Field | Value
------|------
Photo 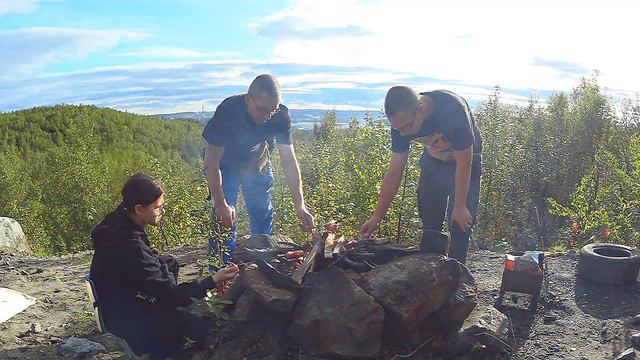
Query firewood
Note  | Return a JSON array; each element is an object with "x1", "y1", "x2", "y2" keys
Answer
[
  {"x1": 332, "y1": 236, "x2": 345, "y2": 257},
  {"x1": 323, "y1": 233, "x2": 336, "y2": 259},
  {"x1": 292, "y1": 233, "x2": 325, "y2": 284}
]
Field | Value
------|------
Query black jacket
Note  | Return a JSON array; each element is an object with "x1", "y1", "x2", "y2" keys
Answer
[{"x1": 90, "y1": 209, "x2": 215, "y2": 308}]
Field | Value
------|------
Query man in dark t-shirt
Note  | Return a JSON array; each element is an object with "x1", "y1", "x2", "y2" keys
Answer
[
  {"x1": 360, "y1": 86, "x2": 482, "y2": 264},
  {"x1": 202, "y1": 74, "x2": 314, "y2": 264}
]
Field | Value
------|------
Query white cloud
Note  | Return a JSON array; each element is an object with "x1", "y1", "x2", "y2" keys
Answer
[
  {"x1": 0, "y1": 61, "x2": 260, "y2": 111},
  {"x1": 255, "y1": 0, "x2": 639, "y2": 97},
  {"x1": 0, "y1": 59, "x2": 565, "y2": 114},
  {"x1": 0, "y1": 27, "x2": 149, "y2": 79},
  {"x1": 2, "y1": 0, "x2": 637, "y2": 114},
  {"x1": 0, "y1": 0, "x2": 38, "y2": 15},
  {"x1": 252, "y1": 15, "x2": 371, "y2": 40},
  {"x1": 278, "y1": 71, "x2": 414, "y2": 87},
  {"x1": 0, "y1": 0, "x2": 64, "y2": 15},
  {"x1": 112, "y1": 46, "x2": 240, "y2": 59}
]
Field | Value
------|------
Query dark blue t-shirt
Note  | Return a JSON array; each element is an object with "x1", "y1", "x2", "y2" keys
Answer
[
  {"x1": 391, "y1": 90, "x2": 482, "y2": 161},
  {"x1": 202, "y1": 95, "x2": 293, "y2": 174}
]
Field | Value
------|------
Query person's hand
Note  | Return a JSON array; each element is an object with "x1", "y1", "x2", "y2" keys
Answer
[
  {"x1": 296, "y1": 207, "x2": 314, "y2": 232},
  {"x1": 359, "y1": 216, "x2": 381, "y2": 238},
  {"x1": 212, "y1": 263, "x2": 239, "y2": 283},
  {"x1": 450, "y1": 206, "x2": 473, "y2": 232},
  {"x1": 215, "y1": 202, "x2": 235, "y2": 228},
  {"x1": 325, "y1": 221, "x2": 339, "y2": 233}
]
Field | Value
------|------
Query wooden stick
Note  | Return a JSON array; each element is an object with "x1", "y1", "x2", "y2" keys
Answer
[
  {"x1": 323, "y1": 233, "x2": 336, "y2": 259},
  {"x1": 390, "y1": 336, "x2": 435, "y2": 360},
  {"x1": 292, "y1": 233, "x2": 325, "y2": 284},
  {"x1": 332, "y1": 236, "x2": 345, "y2": 257}
]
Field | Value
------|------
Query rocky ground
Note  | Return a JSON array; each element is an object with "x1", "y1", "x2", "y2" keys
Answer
[{"x1": 1, "y1": 245, "x2": 640, "y2": 359}]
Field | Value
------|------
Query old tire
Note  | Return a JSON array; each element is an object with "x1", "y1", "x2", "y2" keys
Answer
[{"x1": 577, "y1": 243, "x2": 640, "y2": 285}]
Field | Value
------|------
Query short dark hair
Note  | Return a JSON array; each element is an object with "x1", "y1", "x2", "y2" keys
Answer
[
  {"x1": 384, "y1": 86, "x2": 419, "y2": 118},
  {"x1": 248, "y1": 74, "x2": 281, "y2": 101}
]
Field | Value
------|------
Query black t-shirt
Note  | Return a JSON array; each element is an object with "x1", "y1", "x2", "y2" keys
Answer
[
  {"x1": 202, "y1": 95, "x2": 293, "y2": 173},
  {"x1": 391, "y1": 90, "x2": 482, "y2": 161}
]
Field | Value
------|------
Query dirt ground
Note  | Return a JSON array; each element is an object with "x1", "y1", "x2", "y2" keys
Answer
[{"x1": 1, "y1": 245, "x2": 639, "y2": 359}]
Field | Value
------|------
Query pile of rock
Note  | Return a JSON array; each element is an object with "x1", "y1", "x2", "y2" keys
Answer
[{"x1": 205, "y1": 234, "x2": 509, "y2": 359}]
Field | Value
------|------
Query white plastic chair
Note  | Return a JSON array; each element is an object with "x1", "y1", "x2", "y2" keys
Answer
[{"x1": 84, "y1": 275, "x2": 107, "y2": 333}]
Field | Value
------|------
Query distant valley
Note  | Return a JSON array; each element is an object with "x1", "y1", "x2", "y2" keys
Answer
[{"x1": 155, "y1": 109, "x2": 385, "y2": 130}]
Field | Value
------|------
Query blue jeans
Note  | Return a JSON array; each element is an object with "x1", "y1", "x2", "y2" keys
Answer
[
  {"x1": 209, "y1": 165, "x2": 274, "y2": 269},
  {"x1": 417, "y1": 153, "x2": 482, "y2": 264}
]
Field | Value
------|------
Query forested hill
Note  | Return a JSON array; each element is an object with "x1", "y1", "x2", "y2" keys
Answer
[
  {"x1": 0, "y1": 105, "x2": 209, "y2": 255},
  {"x1": 0, "y1": 105, "x2": 203, "y2": 165}
]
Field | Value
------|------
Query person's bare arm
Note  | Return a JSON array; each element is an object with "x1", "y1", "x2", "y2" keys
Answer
[
  {"x1": 277, "y1": 143, "x2": 314, "y2": 232},
  {"x1": 449, "y1": 146, "x2": 473, "y2": 231},
  {"x1": 359, "y1": 151, "x2": 409, "y2": 237},
  {"x1": 203, "y1": 143, "x2": 235, "y2": 228}
]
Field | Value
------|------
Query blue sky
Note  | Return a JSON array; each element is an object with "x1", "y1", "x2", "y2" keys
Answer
[{"x1": 1, "y1": 0, "x2": 638, "y2": 114}]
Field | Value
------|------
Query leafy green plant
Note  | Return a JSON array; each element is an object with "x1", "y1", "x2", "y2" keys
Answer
[
  {"x1": 548, "y1": 144, "x2": 640, "y2": 248},
  {"x1": 204, "y1": 289, "x2": 233, "y2": 329},
  {"x1": 2, "y1": 78, "x2": 639, "y2": 256}
]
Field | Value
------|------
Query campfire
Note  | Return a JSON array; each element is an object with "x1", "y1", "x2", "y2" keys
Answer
[{"x1": 205, "y1": 229, "x2": 507, "y2": 360}]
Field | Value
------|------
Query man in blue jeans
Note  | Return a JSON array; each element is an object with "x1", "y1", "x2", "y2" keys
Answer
[
  {"x1": 202, "y1": 74, "x2": 314, "y2": 267},
  {"x1": 360, "y1": 86, "x2": 482, "y2": 264}
]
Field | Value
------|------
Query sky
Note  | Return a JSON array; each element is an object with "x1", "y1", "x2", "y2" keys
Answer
[{"x1": 1, "y1": 0, "x2": 638, "y2": 114}]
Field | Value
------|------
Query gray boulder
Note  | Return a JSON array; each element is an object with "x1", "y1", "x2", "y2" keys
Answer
[
  {"x1": 0, "y1": 217, "x2": 30, "y2": 253},
  {"x1": 90, "y1": 333, "x2": 136, "y2": 359},
  {"x1": 238, "y1": 234, "x2": 278, "y2": 249},
  {"x1": 434, "y1": 261, "x2": 478, "y2": 332},
  {"x1": 632, "y1": 332, "x2": 640, "y2": 349},
  {"x1": 358, "y1": 253, "x2": 458, "y2": 338},
  {"x1": 445, "y1": 304, "x2": 510, "y2": 356},
  {"x1": 56, "y1": 337, "x2": 106, "y2": 359},
  {"x1": 209, "y1": 313, "x2": 291, "y2": 360},
  {"x1": 237, "y1": 234, "x2": 296, "y2": 249},
  {"x1": 617, "y1": 348, "x2": 638, "y2": 360},
  {"x1": 243, "y1": 267, "x2": 299, "y2": 313},
  {"x1": 290, "y1": 267, "x2": 384, "y2": 359},
  {"x1": 231, "y1": 290, "x2": 259, "y2": 322}
]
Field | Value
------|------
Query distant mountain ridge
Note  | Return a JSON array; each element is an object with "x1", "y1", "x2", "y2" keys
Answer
[{"x1": 154, "y1": 109, "x2": 385, "y2": 130}]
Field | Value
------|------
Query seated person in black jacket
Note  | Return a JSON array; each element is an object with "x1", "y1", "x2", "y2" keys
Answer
[{"x1": 90, "y1": 173, "x2": 238, "y2": 358}]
